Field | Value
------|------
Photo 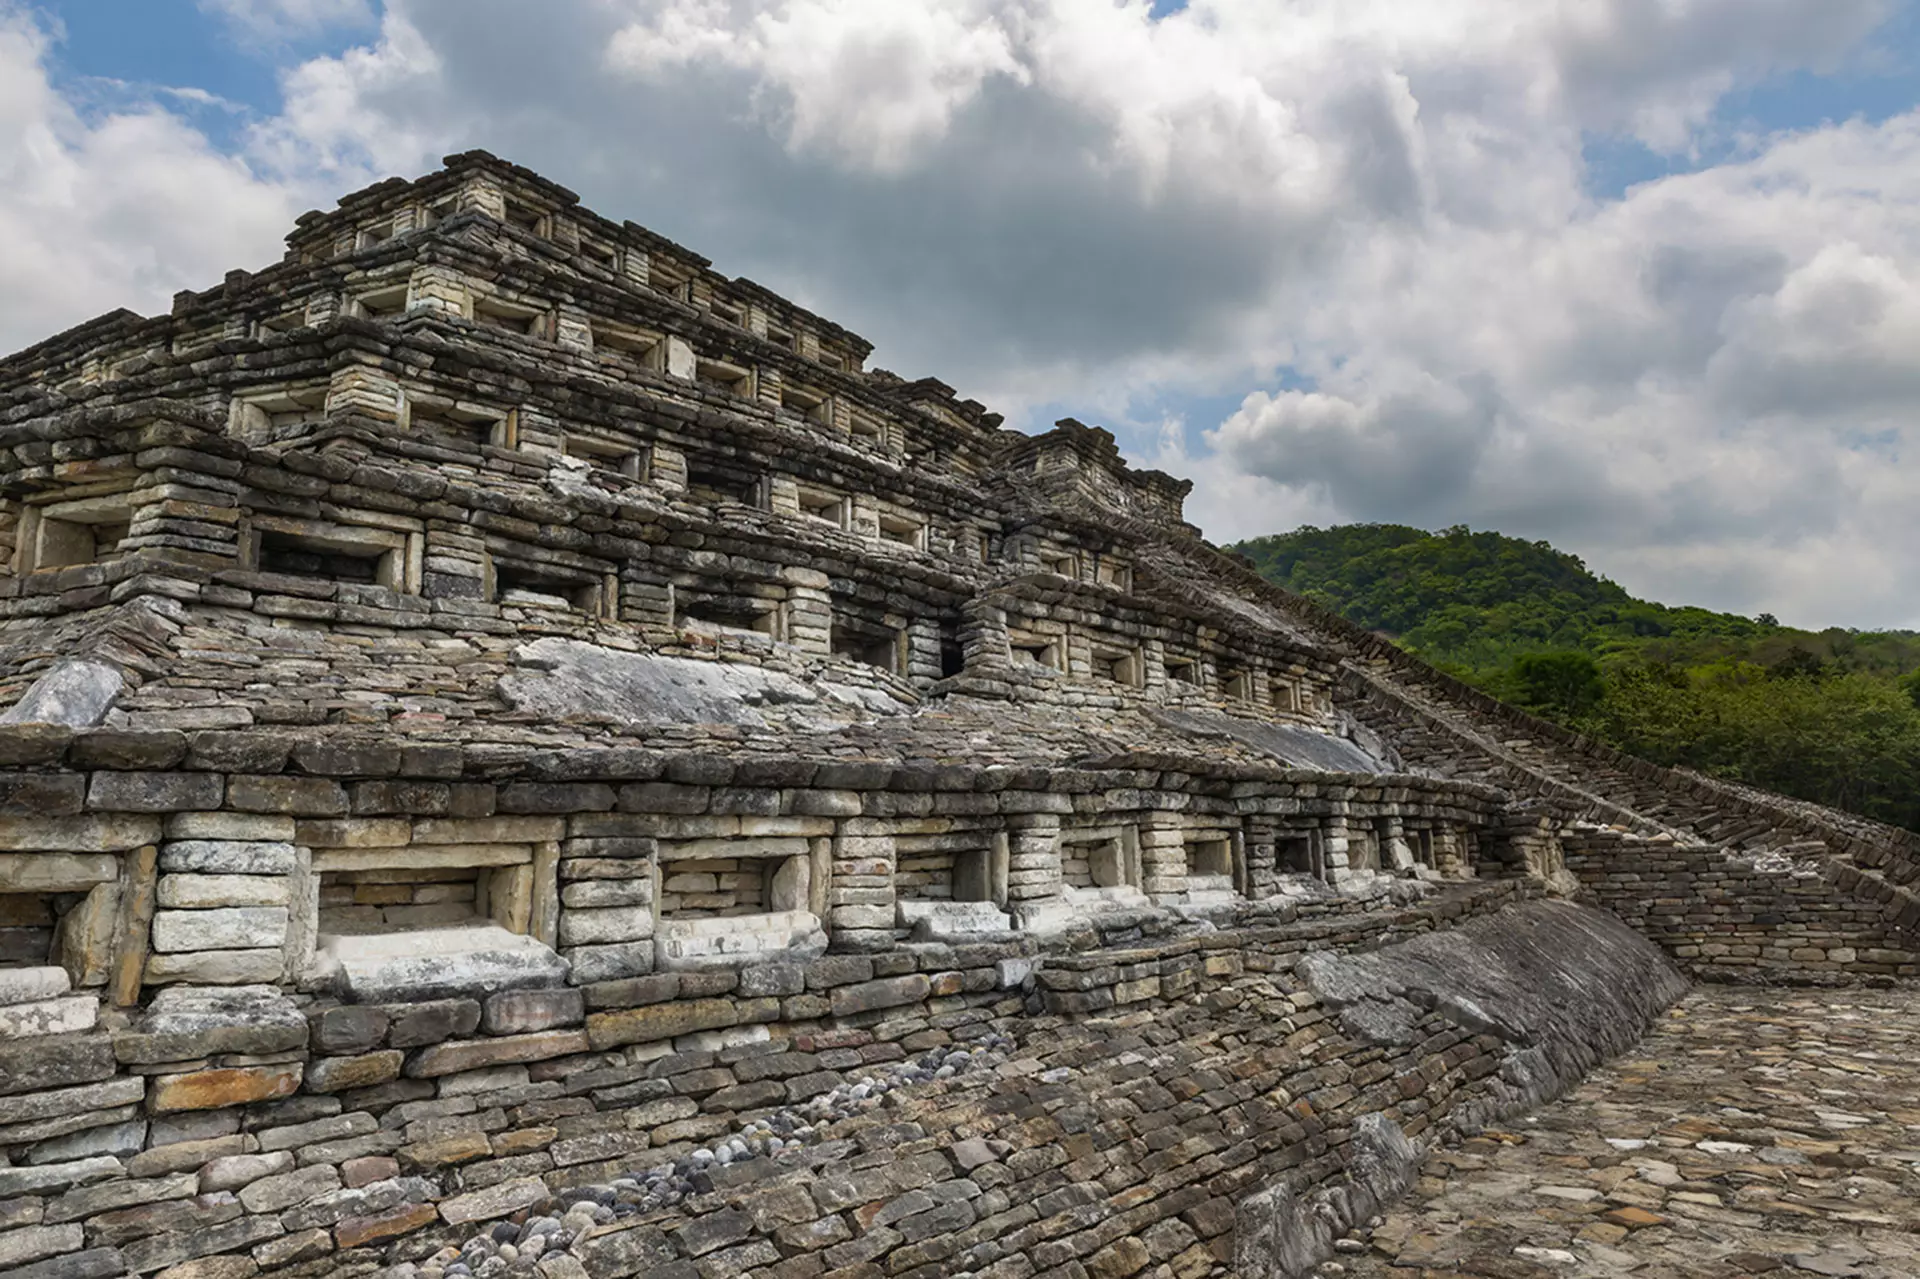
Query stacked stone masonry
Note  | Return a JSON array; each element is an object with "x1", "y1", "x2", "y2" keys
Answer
[{"x1": 0, "y1": 153, "x2": 1914, "y2": 1277}]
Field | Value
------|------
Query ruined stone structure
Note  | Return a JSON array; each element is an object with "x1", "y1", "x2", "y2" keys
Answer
[{"x1": 0, "y1": 153, "x2": 1915, "y2": 1279}]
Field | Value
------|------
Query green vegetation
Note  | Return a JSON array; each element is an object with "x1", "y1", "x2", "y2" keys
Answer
[{"x1": 1230, "y1": 524, "x2": 1920, "y2": 830}]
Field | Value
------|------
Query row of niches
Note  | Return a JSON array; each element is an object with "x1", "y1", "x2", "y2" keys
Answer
[
  {"x1": 331, "y1": 283, "x2": 892, "y2": 451},
  {"x1": 289, "y1": 168, "x2": 867, "y2": 377},
  {"x1": 1002, "y1": 620, "x2": 1331, "y2": 714},
  {"x1": 2, "y1": 440, "x2": 960, "y2": 582},
  {"x1": 223, "y1": 379, "x2": 963, "y2": 548},
  {"x1": 0, "y1": 809, "x2": 1486, "y2": 1004}
]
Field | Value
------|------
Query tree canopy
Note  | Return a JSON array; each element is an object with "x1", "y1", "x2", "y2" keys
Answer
[{"x1": 1229, "y1": 523, "x2": 1920, "y2": 831}]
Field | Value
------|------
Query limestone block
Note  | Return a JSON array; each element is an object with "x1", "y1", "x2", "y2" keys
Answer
[
  {"x1": 225, "y1": 774, "x2": 348, "y2": 816},
  {"x1": 405, "y1": 1028, "x2": 588, "y2": 1077},
  {"x1": 0, "y1": 1098, "x2": 137, "y2": 1148},
  {"x1": 413, "y1": 816, "x2": 566, "y2": 844},
  {"x1": 0, "y1": 1224, "x2": 84, "y2": 1270},
  {"x1": 483, "y1": 987, "x2": 585, "y2": 1035},
  {"x1": 384, "y1": 999, "x2": 481, "y2": 1048},
  {"x1": 117, "y1": 985, "x2": 308, "y2": 1063},
  {"x1": 157, "y1": 874, "x2": 291, "y2": 908},
  {"x1": 149, "y1": 1063, "x2": 303, "y2": 1113},
  {"x1": 294, "y1": 817, "x2": 410, "y2": 847},
  {"x1": 0, "y1": 1033, "x2": 114, "y2": 1110},
  {"x1": 439, "y1": 1176, "x2": 548, "y2": 1225},
  {"x1": 559, "y1": 879, "x2": 650, "y2": 908},
  {"x1": 0, "y1": 1077, "x2": 142, "y2": 1128},
  {"x1": 304, "y1": 1051, "x2": 403, "y2": 1093},
  {"x1": 0, "y1": 849, "x2": 121, "y2": 889},
  {"x1": 0, "y1": 965, "x2": 71, "y2": 1006},
  {"x1": 562, "y1": 941, "x2": 654, "y2": 984},
  {"x1": 586, "y1": 998, "x2": 739, "y2": 1050},
  {"x1": 0, "y1": 771, "x2": 85, "y2": 816},
  {"x1": 897, "y1": 899, "x2": 1012, "y2": 940},
  {"x1": 150, "y1": 907, "x2": 289, "y2": 953},
  {"x1": 27, "y1": 1116, "x2": 147, "y2": 1164},
  {"x1": 58, "y1": 879, "x2": 120, "y2": 989},
  {"x1": 165, "y1": 813, "x2": 295, "y2": 841},
  {"x1": 0, "y1": 1155, "x2": 123, "y2": 1198},
  {"x1": 86, "y1": 771, "x2": 224, "y2": 813},
  {"x1": 829, "y1": 974, "x2": 931, "y2": 1018},
  {"x1": 199, "y1": 1150, "x2": 295, "y2": 1193},
  {"x1": 158, "y1": 841, "x2": 297, "y2": 875},
  {"x1": 0, "y1": 995, "x2": 97, "y2": 1039},
  {"x1": 315, "y1": 924, "x2": 567, "y2": 1003},
  {"x1": 144, "y1": 949, "x2": 284, "y2": 986},
  {"x1": 313, "y1": 843, "x2": 530, "y2": 873},
  {"x1": 556, "y1": 905, "x2": 651, "y2": 946},
  {"x1": 237, "y1": 1163, "x2": 342, "y2": 1214},
  {"x1": 308, "y1": 1005, "x2": 389, "y2": 1055},
  {"x1": 0, "y1": 658, "x2": 124, "y2": 728}
]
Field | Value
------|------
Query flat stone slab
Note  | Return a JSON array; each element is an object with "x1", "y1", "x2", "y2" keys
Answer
[
  {"x1": 117, "y1": 985, "x2": 308, "y2": 1063},
  {"x1": 0, "y1": 995, "x2": 97, "y2": 1040},
  {"x1": 499, "y1": 638, "x2": 908, "y2": 727},
  {"x1": 314, "y1": 924, "x2": 569, "y2": 1003},
  {"x1": 0, "y1": 966, "x2": 73, "y2": 1007},
  {"x1": 897, "y1": 899, "x2": 1013, "y2": 940}
]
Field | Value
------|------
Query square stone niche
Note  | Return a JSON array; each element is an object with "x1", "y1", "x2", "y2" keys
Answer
[
  {"x1": 894, "y1": 831, "x2": 1011, "y2": 939},
  {"x1": 654, "y1": 836, "x2": 826, "y2": 970},
  {"x1": 306, "y1": 845, "x2": 564, "y2": 1003},
  {"x1": 0, "y1": 852, "x2": 121, "y2": 989},
  {"x1": 1059, "y1": 825, "x2": 1147, "y2": 912},
  {"x1": 1183, "y1": 830, "x2": 1242, "y2": 905}
]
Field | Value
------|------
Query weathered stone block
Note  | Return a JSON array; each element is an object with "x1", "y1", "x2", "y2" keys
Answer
[
  {"x1": 86, "y1": 771, "x2": 224, "y2": 812},
  {"x1": 406, "y1": 1028, "x2": 589, "y2": 1077},
  {"x1": 4, "y1": 1247, "x2": 128, "y2": 1279},
  {"x1": 335, "y1": 1201, "x2": 437, "y2": 1249},
  {"x1": 149, "y1": 1064, "x2": 303, "y2": 1113},
  {"x1": 565, "y1": 941, "x2": 655, "y2": 984},
  {"x1": 0, "y1": 1156, "x2": 122, "y2": 1198},
  {"x1": 483, "y1": 987, "x2": 586, "y2": 1034},
  {"x1": 44, "y1": 1172, "x2": 196, "y2": 1224},
  {"x1": 156, "y1": 874, "x2": 290, "y2": 908},
  {"x1": 198, "y1": 1151, "x2": 295, "y2": 1193},
  {"x1": 305, "y1": 1050, "x2": 403, "y2": 1093},
  {"x1": 237, "y1": 1163, "x2": 341, "y2": 1213},
  {"x1": 384, "y1": 999, "x2": 482, "y2": 1048},
  {"x1": 144, "y1": 950, "x2": 284, "y2": 986},
  {"x1": 557, "y1": 905, "x2": 651, "y2": 946},
  {"x1": 150, "y1": 907, "x2": 288, "y2": 952},
  {"x1": 587, "y1": 998, "x2": 739, "y2": 1050},
  {"x1": 164, "y1": 813, "x2": 295, "y2": 842},
  {"x1": 829, "y1": 974, "x2": 931, "y2": 1017},
  {"x1": 438, "y1": 1175, "x2": 548, "y2": 1224},
  {"x1": 0, "y1": 1033, "x2": 117, "y2": 1096},
  {"x1": 0, "y1": 966, "x2": 72, "y2": 1007},
  {"x1": 290, "y1": 740, "x2": 402, "y2": 777},
  {"x1": 225, "y1": 774, "x2": 348, "y2": 816},
  {"x1": 0, "y1": 772, "x2": 86, "y2": 816},
  {"x1": 0, "y1": 1224, "x2": 84, "y2": 1271},
  {"x1": 157, "y1": 841, "x2": 297, "y2": 874},
  {"x1": 308, "y1": 1005, "x2": 389, "y2": 1055},
  {"x1": 0, "y1": 995, "x2": 98, "y2": 1039}
]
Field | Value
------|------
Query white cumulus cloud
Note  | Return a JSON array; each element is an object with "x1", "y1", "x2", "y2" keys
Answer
[{"x1": 2, "y1": 0, "x2": 1918, "y2": 627}]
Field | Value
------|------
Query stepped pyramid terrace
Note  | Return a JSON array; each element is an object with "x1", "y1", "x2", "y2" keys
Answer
[{"x1": 0, "y1": 153, "x2": 1916, "y2": 1279}]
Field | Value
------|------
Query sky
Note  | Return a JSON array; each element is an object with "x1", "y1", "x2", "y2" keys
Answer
[{"x1": 5, "y1": 1, "x2": 1920, "y2": 630}]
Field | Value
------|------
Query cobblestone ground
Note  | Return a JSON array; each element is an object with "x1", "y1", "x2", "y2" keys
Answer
[{"x1": 1323, "y1": 986, "x2": 1920, "y2": 1279}]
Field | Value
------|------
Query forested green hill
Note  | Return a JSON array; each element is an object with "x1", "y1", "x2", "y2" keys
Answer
[{"x1": 1228, "y1": 524, "x2": 1920, "y2": 831}]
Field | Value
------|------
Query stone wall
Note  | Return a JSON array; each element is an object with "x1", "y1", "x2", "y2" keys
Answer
[
  {"x1": 0, "y1": 891, "x2": 1655, "y2": 1279},
  {"x1": 1563, "y1": 826, "x2": 1920, "y2": 984}
]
